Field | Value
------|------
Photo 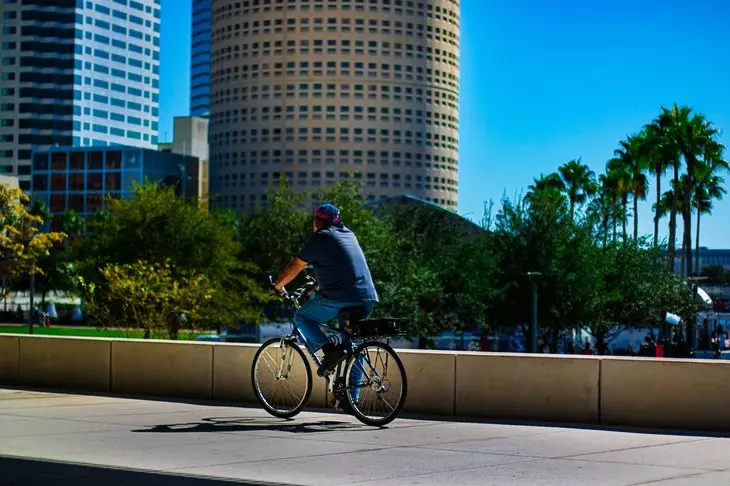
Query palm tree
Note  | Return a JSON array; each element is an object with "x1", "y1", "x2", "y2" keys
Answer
[
  {"x1": 591, "y1": 172, "x2": 622, "y2": 245},
  {"x1": 655, "y1": 184, "x2": 685, "y2": 273},
  {"x1": 693, "y1": 156, "x2": 728, "y2": 274},
  {"x1": 648, "y1": 106, "x2": 683, "y2": 269},
  {"x1": 557, "y1": 158, "x2": 597, "y2": 221},
  {"x1": 674, "y1": 107, "x2": 722, "y2": 277},
  {"x1": 642, "y1": 123, "x2": 675, "y2": 247},
  {"x1": 610, "y1": 135, "x2": 649, "y2": 241},
  {"x1": 607, "y1": 152, "x2": 634, "y2": 242},
  {"x1": 586, "y1": 174, "x2": 608, "y2": 245},
  {"x1": 526, "y1": 173, "x2": 565, "y2": 205}
]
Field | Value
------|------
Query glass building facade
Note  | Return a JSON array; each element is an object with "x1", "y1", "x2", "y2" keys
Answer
[
  {"x1": 190, "y1": 0, "x2": 211, "y2": 116},
  {"x1": 0, "y1": 0, "x2": 161, "y2": 191},
  {"x1": 31, "y1": 146, "x2": 197, "y2": 231}
]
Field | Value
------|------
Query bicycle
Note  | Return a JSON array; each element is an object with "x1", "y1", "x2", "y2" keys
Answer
[{"x1": 251, "y1": 274, "x2": 408, "y2": 427}]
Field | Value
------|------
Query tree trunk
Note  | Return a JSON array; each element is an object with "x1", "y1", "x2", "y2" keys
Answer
[
  {"x1": 683, "y1": 169, "x2": 693, "y2": 277},
  {"x1": 695, "y1": 209, "x2": 701, "y2": 276},
  {"x1": 622, "y1": 196, "x2": 628, "y2": 242},
  {"x1": 633, "y1": 192, "x2": 639, "y2": 241},
  {"x1": 680, "y1": 250, "x2": 686, "y2": 278},
  {"x1": 654, "y1": 171, "x2": 661, "y2": 247},
  {"x1": 612, "y1": 202, "x2": 617, "y2": 243},
  {"x1": 602, "y1": 203, "x2": 609, "y2": 247},
  {"x1": 668, "y1": 166, "x2": 679, "y2": 273}
]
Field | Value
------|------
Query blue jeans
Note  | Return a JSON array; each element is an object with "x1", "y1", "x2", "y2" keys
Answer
[{"x1": 294, "y1": 293, "x2": 376, "y2": 401}]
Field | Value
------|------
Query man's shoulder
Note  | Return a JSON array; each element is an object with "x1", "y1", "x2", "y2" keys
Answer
[{"x1": 320, "y1": 225, "x2": 353, "y2": 238}]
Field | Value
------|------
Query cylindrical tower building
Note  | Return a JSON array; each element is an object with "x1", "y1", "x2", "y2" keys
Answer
[{"x1": 209, "y1": 0, "x2": 459, "y2": 210}]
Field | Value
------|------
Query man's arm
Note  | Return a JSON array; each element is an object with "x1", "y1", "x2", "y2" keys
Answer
[{"x1": 273, "y1": 257, "x2": 308, "y2": 292}]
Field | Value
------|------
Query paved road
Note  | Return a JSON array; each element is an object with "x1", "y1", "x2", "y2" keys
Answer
[{"x1": 1, "y1": 388, "x2": 730, "y2": 485}]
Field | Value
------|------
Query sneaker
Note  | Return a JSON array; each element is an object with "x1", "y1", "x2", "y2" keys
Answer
[{"x1": 317, "y1": 343, "x2": 346, "y2": 377}]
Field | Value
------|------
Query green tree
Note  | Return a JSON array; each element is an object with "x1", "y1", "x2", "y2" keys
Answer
[
  {"x1": 526, "y1": 172, "x2": 565, "y2": 207},
  {"x1": 489, "y1": 190, "x2": 599, "y2": 351},
  {"x1": 34, "y1": 210, "x2": 86, "y2": 303},
  {"x1": 557, "y1": 158, "x2": 597, "y2": 221},
  {"x1": 73, "y1": 182, "x2": 266, "y2": 331},
  {"x1": 610, "y1": 134, "x2": 648, "y2": 241},
  {"x1": 367, "y1": 198, "x2": 495, "y2": 339},
  {"x1": 692, "y1": 159, "x2": 727, "y2": 273},
  {"x1": 648, "y1": 106, "x2": 683, "y2": 268},
  {"x1": 653, "y1": 105, "x2": 724, "y2": 277},
  {"x1": 237, "y1": 181, "x2": 310, "y2": 279},
  {"x1": 587, "y1": 172, "x2": 624, "y2": 246},
  {"x1": 643, "y1": 122, "x2": 676, "y2": 247},
  {"x1": 605, "y1": 158, "x2": 631, "y2": 242},
  {"x1": 78, "y1": 260, "x2": 214, "y2": 339},
  {"x1": 1, "y1": 184, "x2": 66, "y2": 302},
  {"x1": 584, "y1": 241, "x2": 698, "y2": 354}
]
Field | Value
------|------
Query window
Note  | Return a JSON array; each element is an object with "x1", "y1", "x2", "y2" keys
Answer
[
  {"x1": 105, "y1": 172, "x2": 121, "y2": 190},
  {"x1": 86, "y1": 172, "x2": 102, "y2": 191},
  {"x1": 68, "y1": 194, "x2": 84, "y2": 211},
  {"x1": 32, "y1": 173, "x2": 48, "y2": 192},
  {"x1": 106, "y1": 151, "x2": 121, "y2": 169},
  {"x1": 51, "y1": 173, "x2": 66, "y2": 191},
  {"x1": 87, "y1": 194, "x2": 102, "y2": 212},
  {"x1": 50, "y1": 194, "x2": 66, "y2": 212},
  {"x1": 69, "y1": 173, "x2": 84, "y2": 191},
  {"x1": 88, "y1": 151, "x2": 103, "y2": 170},
  {"x1": 68, "y1": 152, "x2": 84, "y2": 170},
  {"x1": 51, "y1": 153, "x2": 67, "y2": 171}
]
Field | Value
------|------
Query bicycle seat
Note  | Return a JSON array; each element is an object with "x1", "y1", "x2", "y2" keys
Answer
[{"x1": 339, "y1": 306, "x2": 367, "y2": 323}]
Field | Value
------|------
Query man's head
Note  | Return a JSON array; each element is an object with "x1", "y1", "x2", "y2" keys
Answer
[{"x1": 313, "y1": 203, "x2": 342, "y2": 231}]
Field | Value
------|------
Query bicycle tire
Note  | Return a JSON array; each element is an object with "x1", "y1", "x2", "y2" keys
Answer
[
  {"x1": 344, "y1": 340, "x2": 408, "y2": 427},
  {"x1": 251, "y1": 337, "x2": 312, "y2": 419}
]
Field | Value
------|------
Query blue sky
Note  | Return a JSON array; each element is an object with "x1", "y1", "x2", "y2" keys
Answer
[{"x1": 159, "y1": 0, "x2": 730, "y2": 248}]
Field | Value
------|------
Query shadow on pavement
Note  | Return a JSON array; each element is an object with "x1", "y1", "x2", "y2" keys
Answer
[
  {"x1": 0, "y1": 455, "x2": 293, "y2": 486},
  {"x1": 397, "y1": 412, "x2": 730, "y2": 439},
  {"x1": 133, "y1": 417, "x2": 373, "y2": 434}
]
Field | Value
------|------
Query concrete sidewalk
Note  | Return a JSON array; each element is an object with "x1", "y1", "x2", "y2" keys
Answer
[{"x1": 1, "y1": 388, "x2": 729, "y2": 485}]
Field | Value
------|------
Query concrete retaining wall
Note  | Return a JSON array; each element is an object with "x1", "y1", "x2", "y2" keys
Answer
[
  {"x1": 600, "y1": 357, "x2": 730, "y2": 431},
  {"x1": 1, "y1": 334, "x2": 728, "y2": 431},
  {"x1": 455, "y1": 353, "x2": 599, "y2": 424}
]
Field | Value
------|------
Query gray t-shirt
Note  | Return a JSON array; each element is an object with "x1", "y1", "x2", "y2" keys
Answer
[{"x1": 297, "y1": 224, "x2": 379, "y2": 303}]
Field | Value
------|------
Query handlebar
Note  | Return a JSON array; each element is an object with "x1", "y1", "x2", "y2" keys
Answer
[{"x1": 269, "y1": 274, "x2": 318, "y2": 304}]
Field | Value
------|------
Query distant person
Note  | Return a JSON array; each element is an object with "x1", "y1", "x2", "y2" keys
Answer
[
  {"x1": 581, "y1": 342, "x2": 594, "y2": 355},
  {"x1": 479, "y1": 333, "x2": 489, "y2": 351},
  {"x1": 627, "y1": 344, "x2": 636, "y2": 357}
]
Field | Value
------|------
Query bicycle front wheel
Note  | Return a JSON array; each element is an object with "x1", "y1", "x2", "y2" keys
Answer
[
  {"x1": 251, "y1": 338, "x2": 312, "y2": 418},
  {"x1": 344, "y1": 341, "x2": 407, "y2": 427}
]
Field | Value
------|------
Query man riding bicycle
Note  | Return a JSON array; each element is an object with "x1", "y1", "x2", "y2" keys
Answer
[{"x1": 270, "y1": 203, "x2": 379, "y2": 377}]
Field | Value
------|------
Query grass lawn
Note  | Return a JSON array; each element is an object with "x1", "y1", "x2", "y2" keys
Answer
[{"x1": 0, "y1": 325, "x2": 206, "y2": 341}]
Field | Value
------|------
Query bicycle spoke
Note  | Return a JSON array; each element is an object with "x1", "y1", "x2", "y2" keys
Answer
[
  {"x1": 345, "y1": 342, "x2": 406, "y2": 426},
  {"x1": 253, "y1": 341, "x2": 311, "y2": 417}
]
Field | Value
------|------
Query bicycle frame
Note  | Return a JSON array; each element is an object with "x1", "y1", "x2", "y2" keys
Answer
[
  {"x1": 280, "y1": 318, "x2": 352, "y2": 400},
  {"x1": 272, "y1": 275, "x2": 385, "y2": 405}
]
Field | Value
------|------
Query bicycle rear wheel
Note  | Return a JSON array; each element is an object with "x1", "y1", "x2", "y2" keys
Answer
[
  {"x1": 252, "y1": 338, "x2": 312, "y2": 418},
  {"x1": 343, "y1": 341, "x2": 407, "y2": 426}
]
